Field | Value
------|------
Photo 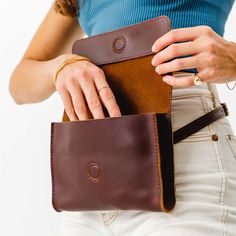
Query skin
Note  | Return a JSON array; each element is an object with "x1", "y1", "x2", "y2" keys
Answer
[
  {"x1": 9, "y1": 3, "x2": 121, "y2": 121},
  {"x1": 151, "y1": 26, "x2": 236, "y2": 87},
  {"x1": 9, "y1": 4, "x2": 236, "y2": 120}
]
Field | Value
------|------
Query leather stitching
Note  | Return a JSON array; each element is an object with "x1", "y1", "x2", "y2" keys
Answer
[
  {"x1": 94, "y1": 51, "x2": 154, "y2": 65},
  {"x1": 112, "y1": 36, "x2": 127, "y2": 53},
  {"x1": 50, "y1": 123, "x2": 60, "y2": 211},
  {"x1": 85, "y1": 161, "x2": 103, "y2": 183},
  {"x1": 72, "y1": 16, "x2": 170, "y2": 65},
  {"x1": 72, "y1": 16, "x2": 169, "y2": 45},
  {"x1": 152, "y1": 114, "x2": 162, "y2": 210}
]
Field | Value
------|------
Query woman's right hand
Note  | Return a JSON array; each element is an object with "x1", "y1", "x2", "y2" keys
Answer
[{"x1": 53, "y1": 54, "x2": 121, "y2": 121}]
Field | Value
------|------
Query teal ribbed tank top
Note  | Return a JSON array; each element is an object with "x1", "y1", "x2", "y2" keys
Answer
[{"x1": 77, "y1": 0, "x2": 234, "y2": 37}]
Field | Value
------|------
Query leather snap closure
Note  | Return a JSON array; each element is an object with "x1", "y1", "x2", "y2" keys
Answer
[
  {"x1": 112, "y1": 36, "x2": 126, "y2": 53},
  {"x1": 211, "y1": 134, "x2": 219, "y2": 141},
  {"x1": 89, "y1": 164, "x2": 100, "y2": 178},
  {"x1": 87, "y1": 162, "x2": 102, "y2": 183}
]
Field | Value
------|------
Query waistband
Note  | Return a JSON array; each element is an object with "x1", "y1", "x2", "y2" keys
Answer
[{"x1": 171, "y1": 71, "x2": 221, "y2": 108}]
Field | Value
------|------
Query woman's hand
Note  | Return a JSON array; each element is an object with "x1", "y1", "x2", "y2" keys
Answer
[
  {"x1": 151, "y1": 26, "x2": 236, "y2": 88},
  {"x1": 53, "y1": 54, "x2": 121, "y2": 121}
]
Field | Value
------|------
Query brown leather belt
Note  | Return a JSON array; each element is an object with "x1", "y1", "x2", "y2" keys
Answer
[{"x1": 173, "y1": 102, "x2": 229, "y2": 144}]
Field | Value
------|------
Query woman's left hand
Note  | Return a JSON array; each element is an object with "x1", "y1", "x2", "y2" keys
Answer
[{"x1": 151, "y1": 26, "x2": 236, "y2": 88}]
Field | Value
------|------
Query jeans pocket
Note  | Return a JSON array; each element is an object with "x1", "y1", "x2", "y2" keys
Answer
[
  {"x1": 177, "y1": 130, "x2": 214, "y2": 143},
  {"x1": 226, "y1": 134, "x2": 236, "y2": 160}
]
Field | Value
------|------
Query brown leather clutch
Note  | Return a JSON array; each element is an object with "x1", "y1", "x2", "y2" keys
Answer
[
  {"x1": 50, "y1": 16, "x2": 176, "y2": 213},
  {"x1": 50, "y1": 14, "x2": 230, "y2": 213}
]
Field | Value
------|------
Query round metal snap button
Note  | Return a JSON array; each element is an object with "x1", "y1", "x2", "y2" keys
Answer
[{"x1": 112, "y1": 36, "x2": 126, "y2": 53}]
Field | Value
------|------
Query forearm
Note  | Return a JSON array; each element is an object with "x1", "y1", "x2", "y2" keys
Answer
[
  {"x1": 9, "y1": 55, "x2": 66, "y2": 104},
  {"x1": 8, "y1": 1, "x2": 84, "y2": 105}
]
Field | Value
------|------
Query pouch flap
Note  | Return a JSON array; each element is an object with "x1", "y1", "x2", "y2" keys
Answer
[{"x1": 72, "y1": 16, "x2": 171, "y2": 65}]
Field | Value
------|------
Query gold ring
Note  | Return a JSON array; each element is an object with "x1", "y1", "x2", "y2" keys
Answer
[
  {"x1": 193, "y1": 73, "x2": 203, "y2": 86},
  {"x1": 98, "y1": 86, "x2": 110, "y2": 93}
]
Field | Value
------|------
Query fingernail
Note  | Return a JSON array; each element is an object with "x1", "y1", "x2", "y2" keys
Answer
[
  {"x1": 163, "y1": 77, "x2": 169, "y2": 83},
  {"x1": 152, "y1": 45, "x2": 156, "y2": 52},
  {"x1": 151, "y1": 59, "x2": 157, "y2": 66},
  {"x1": 155, "y1": 66, "x2": 161, "y2": 74}
]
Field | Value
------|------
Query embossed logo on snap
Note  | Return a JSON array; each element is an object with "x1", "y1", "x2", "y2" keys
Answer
[
  {"x1": 112, "y1": 36, "x2": 126, "y2": 53},
  {"x1": 86, "y1": 162, "x2": 102, "y2": 183}
]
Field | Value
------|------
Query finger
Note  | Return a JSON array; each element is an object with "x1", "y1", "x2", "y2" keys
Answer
[
  {"x1": 80, "y1": 79, "x2": 105, "y2": 119},
  {"x1": 59, "y1": 89, "x2": 78, "y2": 121},
  {"x1": 151, "y1": 41, "x2": 201, "y2": 66},
  {"x1": 197, "y1": 68, "x2": 215, "y2": 82},
  {"x1": 155, "y1": 55, "x2": 202, "y2": 74},
  {"x1": 162, "y1": 74, "x2": 197, "y2": 88},
  {"x1": 152, "y1": 26, "x2": 209, "y2": 53},
  {"x1": 67, "y1": 83, "x2": 89, "y2": 120},
  {"x1": 94, "y1": 77, "x2": 121, "y2": 117}
]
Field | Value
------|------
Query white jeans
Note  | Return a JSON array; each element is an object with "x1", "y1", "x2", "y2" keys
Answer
[{"x1": 59, "y1": 76, "x2": 236, "y2": 236}]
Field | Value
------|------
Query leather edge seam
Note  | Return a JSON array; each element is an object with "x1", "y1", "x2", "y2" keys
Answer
[
  {"x1": 50, "y1": 123, "x2": 61, "y2": 212},
  {"x1": 72, "y1": 16, "x2": 170, "y2": 65},
  {"x1": 152, "y1": 113, "x2": 164, "y2": 211},
  {"x1": 72, "y1": 15, "x2": 169, "y2": 47}
]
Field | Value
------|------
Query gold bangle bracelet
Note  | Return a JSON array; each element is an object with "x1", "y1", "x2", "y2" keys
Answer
[{"x1": 54, "y1": 55, "x2": 93, "y2": 86}]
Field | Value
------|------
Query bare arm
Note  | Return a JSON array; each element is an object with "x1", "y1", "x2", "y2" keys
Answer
[
  {"x1": 9, "y1": 2, "x2": 84, "y2": 104},
  {"x1": 9, "y1": 2, "x2": 121, "y2": 121}
]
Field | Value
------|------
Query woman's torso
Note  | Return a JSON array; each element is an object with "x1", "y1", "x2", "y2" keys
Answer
[{"x1": 77, "y1": 0, "x2": 234, "y2": 37}]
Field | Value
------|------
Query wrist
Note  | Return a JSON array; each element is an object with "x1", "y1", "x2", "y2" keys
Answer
[
  {"x1": 52, "y1": 54, "x2": 93, "y2": 89},
  {"x1": 48, "y1": 54, "x2": 76, "y2": 90},
  {"x1": 229, "y1": 41, "x2": 236, "y2": 81}
]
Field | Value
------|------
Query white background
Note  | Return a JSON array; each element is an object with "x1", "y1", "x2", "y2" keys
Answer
[{"x1": 0, "y1": 1, "x2": 236, "y2": 235}]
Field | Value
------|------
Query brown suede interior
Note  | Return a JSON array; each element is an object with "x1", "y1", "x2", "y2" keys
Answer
[{"x1": 62, "y1": 54, "x2": 172, "y2": 121}]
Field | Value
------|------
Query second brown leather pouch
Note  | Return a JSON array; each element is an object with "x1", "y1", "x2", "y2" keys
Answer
[{"x1": 51, "y1": 16, "x2": 176, "y2": 213}]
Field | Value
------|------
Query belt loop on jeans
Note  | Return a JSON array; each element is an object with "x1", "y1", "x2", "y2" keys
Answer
[{"x1": 206, "y1": 82, "x2": 222, "y2": 109}]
